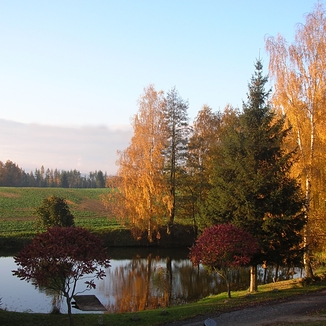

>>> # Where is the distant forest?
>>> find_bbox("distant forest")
[0,160,112,188]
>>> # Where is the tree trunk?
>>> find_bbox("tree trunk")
[304,245,314,278]
[66,296,74,326]
[263,268,267,284]
[275,264,279,282]
[302,112,315,278]
[226,279,231,298]
[147,220,153,242]
[249,265,257,293]
[226,283,231,298]
[303,175,314,278]
[167,185,175,234]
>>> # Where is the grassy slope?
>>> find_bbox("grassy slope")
[0,187,117,237]
[0,187,196,249]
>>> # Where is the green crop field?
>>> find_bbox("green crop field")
[0,187,119,237]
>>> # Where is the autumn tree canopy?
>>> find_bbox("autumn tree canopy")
[13,227,110,326]
[189,224,259,298]
[266,2,326,276]
[108,85,172,242]
[183,105,238,232]
[180,106,221,232]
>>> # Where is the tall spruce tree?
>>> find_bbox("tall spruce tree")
[202,60,305,291]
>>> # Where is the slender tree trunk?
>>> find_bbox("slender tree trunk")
[249,265,257,293]
[167,183,175,234]
[66,296,74,326]
[263,268,267,284]
[296,120,314,278]
[147,219,152,242]
[275,264,279,282]
[226,280,231,298]
[303,113,315,278]
[167,138,176,234]
[303,175,314,278]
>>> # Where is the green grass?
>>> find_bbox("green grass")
[0,187,110,216]
[1,276,326,326]
[0,187,119,238]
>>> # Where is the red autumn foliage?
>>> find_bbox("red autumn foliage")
[189,224,259,270]
[12,227,110,324]
[189,224,259,298]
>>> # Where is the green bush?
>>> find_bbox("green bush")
[35,195,74,228]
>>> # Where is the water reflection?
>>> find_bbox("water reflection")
[98,250,302,313]
[1,249,303,313]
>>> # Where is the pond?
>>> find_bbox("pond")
[0,247,303,314]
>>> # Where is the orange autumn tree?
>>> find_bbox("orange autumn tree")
[106,85,172,242]
[266,2,326,276]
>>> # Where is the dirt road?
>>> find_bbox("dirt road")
[165,290,326,326]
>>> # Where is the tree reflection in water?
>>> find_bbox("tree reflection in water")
[1,249,303,314]
[99,253,252,313]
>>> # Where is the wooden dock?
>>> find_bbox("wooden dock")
[72,295,106,311]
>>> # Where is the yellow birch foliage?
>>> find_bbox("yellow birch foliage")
[105,85,171,242]
[266,2,326,252]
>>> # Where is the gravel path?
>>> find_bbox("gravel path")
[164,290,326,326]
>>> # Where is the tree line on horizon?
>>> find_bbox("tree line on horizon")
[103,2,326,286]
[0,160,108,188]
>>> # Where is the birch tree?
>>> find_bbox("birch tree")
[266,2,326,276]
[108,85,171,242]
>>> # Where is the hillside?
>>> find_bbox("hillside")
[0,187,116,237]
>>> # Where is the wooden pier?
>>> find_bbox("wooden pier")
[72,295,106,311]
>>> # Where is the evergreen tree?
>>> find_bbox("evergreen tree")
[60,171,69,188]
[95,170,106,188]
[202,60,305,291]
[35,195,75,228]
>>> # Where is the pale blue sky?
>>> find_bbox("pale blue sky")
[0,0,320,173]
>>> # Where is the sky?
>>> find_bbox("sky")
[0,0,320,175]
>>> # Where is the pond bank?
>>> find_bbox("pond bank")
[0,224,196,255]
[1,276,326,326]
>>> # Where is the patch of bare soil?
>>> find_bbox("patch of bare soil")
[3,216,36,221]
[0,192,20,198]
[76,199,107,214]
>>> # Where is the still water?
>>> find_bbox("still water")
[0,248,302,314]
